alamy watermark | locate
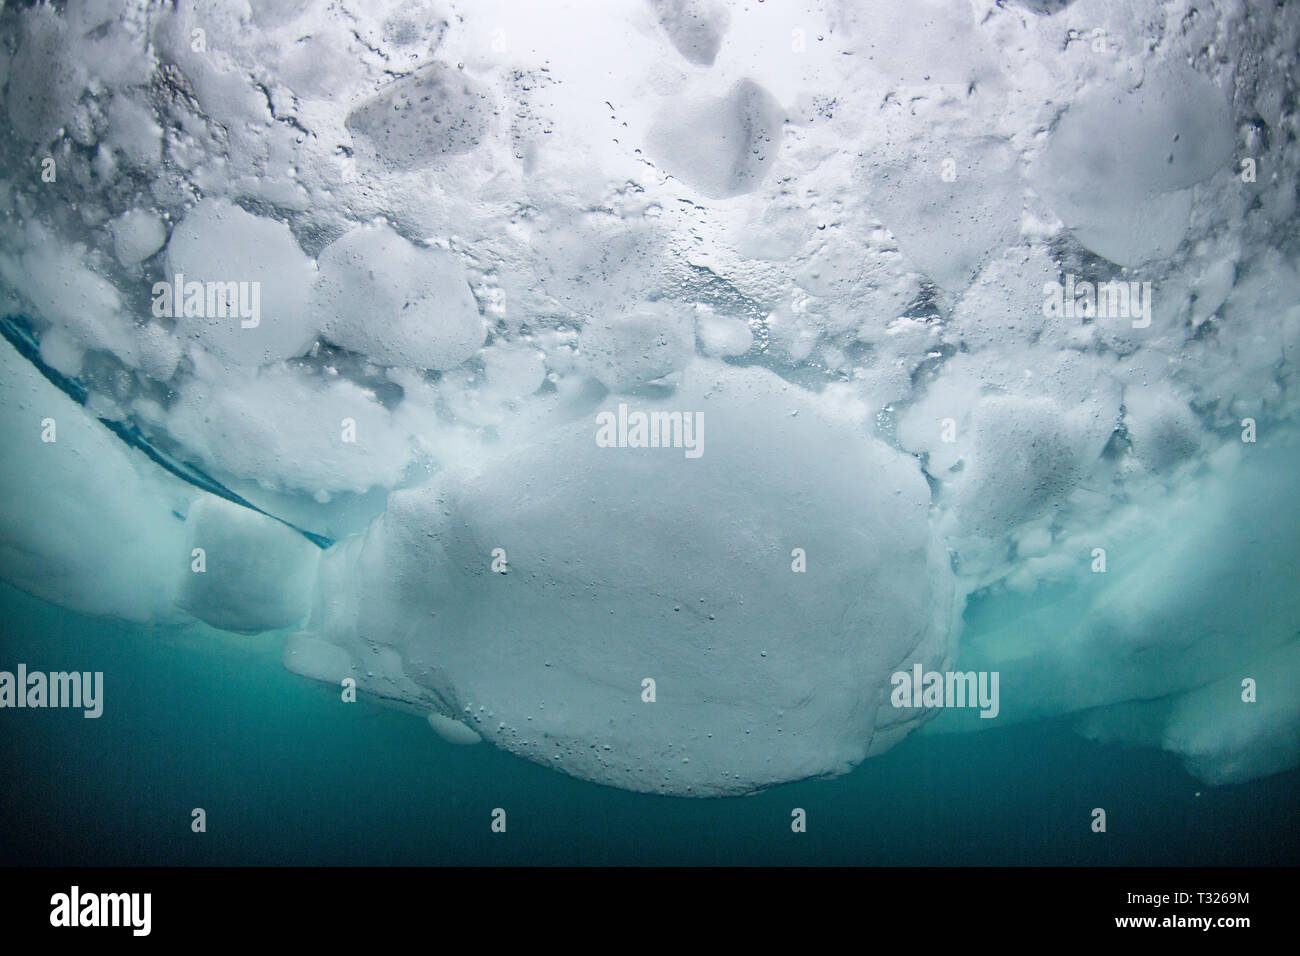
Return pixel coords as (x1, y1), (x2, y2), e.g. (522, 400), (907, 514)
(0, 664), (103, 718)
(1043, 274), (1151, 329)
(151, 273), (261, 328)
(595, 403), (703, 458)
(50, 886), (150, 936)
(890, 665), (999, 719)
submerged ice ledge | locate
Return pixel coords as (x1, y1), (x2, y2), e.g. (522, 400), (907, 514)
(0, 0), (1298, 794)
(288, 361), (960, 796)
(5, 330), (1299, 794)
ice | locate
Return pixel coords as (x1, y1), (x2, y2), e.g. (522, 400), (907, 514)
(947, 247), (1058, 352)
(110, 210), (167, 268)
(826, 0), (1001, 88)
(0, 225), (139, 369)
(0, 340), (189, 623)
(864, 134), (1023, 291)
(1121, 386), (1203, 474)
(36, 329), (86, 379)
(104, 94), (163, 170)
(157, 356), (418, 498)
(313, 222), (485, 372)
(1030, 64), (1235, 266)
(176, 497), (320, 634)
(578, 303), (696, 390)
(427, 713), (483, 746)
(344, 63), (492, 170)
(529, 213), (667, 318)
(309, 361), (960, 795)
(896, 349), (1120, 551)
(696, 311), (753, 357)
(1076, 640), (1300, 786)
(480, 344), (547, 400)
(164, 200), (318, 366)
(938, 439), (1300, 739)
(1161, 641), (1300, 785)
(650, 0), (732, 67)
(6, 6), (83, 144)
(646, 79), (784, 199)
(0, 0), (1298, 794)
(947, 394), (1104, 538)
(282, 631), (354, 685)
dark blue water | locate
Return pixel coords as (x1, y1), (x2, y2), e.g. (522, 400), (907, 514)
(1, 582), (1296, 866)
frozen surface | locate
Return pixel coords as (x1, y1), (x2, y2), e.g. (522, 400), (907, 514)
(164, 199), (318, 366)
(307, 361), (958, 795)
(110, 209), (167, 268)
(0, 0), (1297, 793)
(176, 496), (320, 634)
(0, 343), (190, 623)
(313, 222), (484, 371)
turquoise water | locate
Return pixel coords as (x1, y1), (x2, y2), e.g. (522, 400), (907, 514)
(2, 582), (1295, 866)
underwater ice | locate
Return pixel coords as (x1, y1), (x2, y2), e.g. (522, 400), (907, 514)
(1, 0), (1298, 795)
